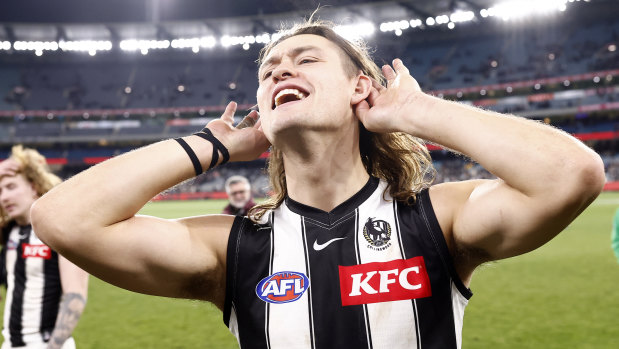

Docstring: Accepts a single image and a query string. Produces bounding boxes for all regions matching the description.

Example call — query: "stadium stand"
[0,0,617,196]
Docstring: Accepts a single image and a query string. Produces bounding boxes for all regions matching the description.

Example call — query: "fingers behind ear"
[221,101,237,124]
[383,59,410,83]
[392,58,410,76]
[382,65,396,81]
[236,110,259,129]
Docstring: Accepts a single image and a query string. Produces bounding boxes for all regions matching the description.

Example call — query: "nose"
[271,61,296,82]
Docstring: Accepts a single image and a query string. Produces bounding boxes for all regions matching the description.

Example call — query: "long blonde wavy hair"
[249,20,435,222]
[0,145,62,228]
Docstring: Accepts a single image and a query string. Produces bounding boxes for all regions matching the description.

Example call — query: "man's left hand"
[354,58,425,134]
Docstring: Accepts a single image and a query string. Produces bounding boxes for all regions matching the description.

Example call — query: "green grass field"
[2,194,618,348]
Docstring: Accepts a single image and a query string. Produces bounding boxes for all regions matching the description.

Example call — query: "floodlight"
[335,22,375,40]
[483,0,569,21]
[409,19,423,28]
[200,36,216,48]
[436,15,450,25]
[255,33,270,44]
[450,11,475,23]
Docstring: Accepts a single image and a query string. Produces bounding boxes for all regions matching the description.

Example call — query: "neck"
[15,215,31,226]
[278,126,369,212]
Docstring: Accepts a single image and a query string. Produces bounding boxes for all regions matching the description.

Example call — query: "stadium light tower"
[483,0,570,21]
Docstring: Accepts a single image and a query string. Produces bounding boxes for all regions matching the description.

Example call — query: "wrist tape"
[173,128,230,176]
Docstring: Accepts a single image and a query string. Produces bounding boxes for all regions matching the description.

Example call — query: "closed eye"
[262,71,272,81]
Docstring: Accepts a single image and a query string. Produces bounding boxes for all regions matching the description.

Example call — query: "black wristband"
[193,128,230,169]
[174,138,203,176]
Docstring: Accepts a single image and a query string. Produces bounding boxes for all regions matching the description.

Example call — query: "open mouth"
[272,88,308,110]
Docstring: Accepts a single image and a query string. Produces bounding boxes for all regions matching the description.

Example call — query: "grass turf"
[1,194,617,348]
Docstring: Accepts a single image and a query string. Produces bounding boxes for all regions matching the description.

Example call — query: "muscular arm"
[356,59,605,279]
[31,103,269,305]
[47,257,88,349]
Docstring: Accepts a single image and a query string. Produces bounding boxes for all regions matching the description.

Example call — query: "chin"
[267,116,307,140]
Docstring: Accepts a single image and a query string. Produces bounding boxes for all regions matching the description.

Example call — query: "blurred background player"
[221,175,255,216]
[0,146,88,349]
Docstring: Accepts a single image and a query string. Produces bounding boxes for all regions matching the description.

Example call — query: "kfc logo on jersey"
[22,244,52,259]
[256,271,310,304]
[338,256,431,306]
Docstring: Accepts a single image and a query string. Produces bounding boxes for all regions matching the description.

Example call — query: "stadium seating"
[0,7,617,195]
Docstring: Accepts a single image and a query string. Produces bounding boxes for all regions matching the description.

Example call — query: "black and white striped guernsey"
[1,223,61,347]
[224,177,473,349]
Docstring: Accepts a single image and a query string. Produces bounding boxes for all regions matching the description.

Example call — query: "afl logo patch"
[256,271,310,304]
[363,217,392,251]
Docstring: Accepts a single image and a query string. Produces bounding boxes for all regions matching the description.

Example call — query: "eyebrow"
[259,45,323,74]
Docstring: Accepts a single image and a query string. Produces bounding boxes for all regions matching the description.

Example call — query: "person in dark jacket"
[221,175,255,216]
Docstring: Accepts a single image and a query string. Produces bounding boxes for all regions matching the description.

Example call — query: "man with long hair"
[32,20,604,348]
[0,146,88,349]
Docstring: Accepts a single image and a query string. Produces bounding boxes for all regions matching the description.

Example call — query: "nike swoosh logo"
[313,237,346,251]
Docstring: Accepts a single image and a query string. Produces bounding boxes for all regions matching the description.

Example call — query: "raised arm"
[356,59,605,280]
[31,102,269,306]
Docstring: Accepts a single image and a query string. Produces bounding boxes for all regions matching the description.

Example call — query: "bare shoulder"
[428,179,493,283]
[428,180,487,237]
[168,214,237,307]
[175,214,237,267]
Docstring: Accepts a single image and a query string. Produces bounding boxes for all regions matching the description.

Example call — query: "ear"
[350,74,372,106]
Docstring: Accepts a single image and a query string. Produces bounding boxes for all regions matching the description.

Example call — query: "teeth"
[274,88,307,107]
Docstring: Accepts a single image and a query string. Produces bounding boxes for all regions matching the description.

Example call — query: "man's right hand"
[205,101,271,163]
[0,158,20,178]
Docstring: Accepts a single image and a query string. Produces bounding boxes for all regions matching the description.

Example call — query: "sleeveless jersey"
[224,177,472,349]
[1,224,62,347]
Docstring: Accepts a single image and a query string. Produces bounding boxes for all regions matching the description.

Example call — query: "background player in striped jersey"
[31,19,605,347]
[0,146,88,349]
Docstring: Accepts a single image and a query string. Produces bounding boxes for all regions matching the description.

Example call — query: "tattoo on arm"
[46,293,86,349]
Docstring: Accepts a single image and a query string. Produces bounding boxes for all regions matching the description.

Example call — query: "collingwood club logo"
[362,217,392,251]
